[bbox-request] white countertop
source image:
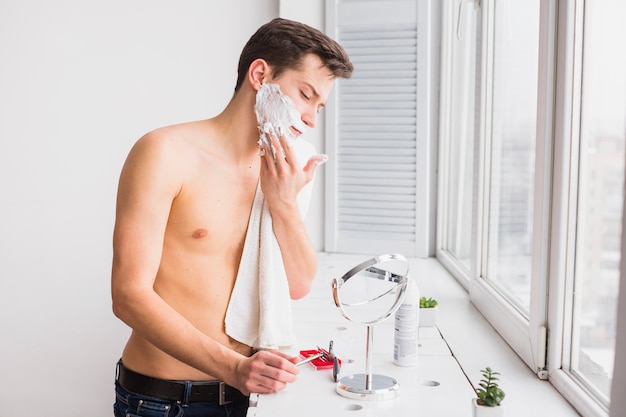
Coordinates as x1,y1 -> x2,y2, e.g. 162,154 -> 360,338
248,253 -> 580,417
249,254 -> 474,416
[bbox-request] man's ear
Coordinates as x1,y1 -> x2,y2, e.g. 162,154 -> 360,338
248,58 -> 270,91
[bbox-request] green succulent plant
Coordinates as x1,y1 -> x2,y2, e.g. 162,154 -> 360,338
476,367 -> 505,407
419,296 -> 438,308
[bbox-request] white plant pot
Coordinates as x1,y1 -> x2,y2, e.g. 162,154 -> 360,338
419,306 -> 437,327
472,398 -> 504,417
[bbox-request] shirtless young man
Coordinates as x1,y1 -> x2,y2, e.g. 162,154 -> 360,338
111,18 -> 353,417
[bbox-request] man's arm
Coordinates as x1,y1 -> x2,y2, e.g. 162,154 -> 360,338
111,132 -> 298,394
259,132 -> 324,299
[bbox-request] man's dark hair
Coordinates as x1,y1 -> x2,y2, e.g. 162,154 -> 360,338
235,18 -> 353,92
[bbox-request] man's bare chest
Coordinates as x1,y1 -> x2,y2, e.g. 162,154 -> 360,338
167,172 -> 259,247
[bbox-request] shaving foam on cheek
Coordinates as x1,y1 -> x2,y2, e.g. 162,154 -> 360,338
254,83 -> 307,159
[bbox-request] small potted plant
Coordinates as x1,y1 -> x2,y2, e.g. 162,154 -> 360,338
419,296 -> 438,327
472,367 -> 505,416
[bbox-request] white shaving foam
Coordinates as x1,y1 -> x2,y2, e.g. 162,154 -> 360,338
254,83 -> 307,159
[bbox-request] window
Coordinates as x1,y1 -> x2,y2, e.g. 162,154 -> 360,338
438,0 -> 626,415
483,0 -> 540,315
565,0 -> 626,407
437,0 -> 480,282
440,0 -> 549,374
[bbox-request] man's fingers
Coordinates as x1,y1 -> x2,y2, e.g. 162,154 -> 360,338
242,350 -> 299,394
259,350 -> 299,374
301,154 -> 328,182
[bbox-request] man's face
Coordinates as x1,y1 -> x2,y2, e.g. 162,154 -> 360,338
269,54 -> 335,135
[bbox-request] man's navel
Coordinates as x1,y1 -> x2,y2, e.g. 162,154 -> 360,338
192,228 -> 209,239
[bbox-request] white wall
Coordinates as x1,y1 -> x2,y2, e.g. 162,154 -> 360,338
0,1 -> 297,415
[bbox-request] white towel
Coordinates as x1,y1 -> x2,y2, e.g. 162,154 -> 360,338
225,139 -> 317,349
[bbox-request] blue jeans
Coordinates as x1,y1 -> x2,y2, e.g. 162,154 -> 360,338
114,376 -> 249,417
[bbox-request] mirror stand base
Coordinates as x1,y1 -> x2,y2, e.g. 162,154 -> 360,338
336,374 -> 400,401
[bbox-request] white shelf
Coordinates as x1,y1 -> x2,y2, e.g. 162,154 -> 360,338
252,253 -> 580,417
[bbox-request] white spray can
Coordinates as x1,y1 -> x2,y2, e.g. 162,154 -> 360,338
393,278 -> 420,366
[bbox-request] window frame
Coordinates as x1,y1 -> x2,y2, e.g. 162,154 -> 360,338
436,0 -> 478,290
547,1 -> 618,415
469,0 -> 551,376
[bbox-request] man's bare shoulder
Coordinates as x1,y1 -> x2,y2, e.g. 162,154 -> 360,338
135,120 -> 210,151
124,120 -> 216,172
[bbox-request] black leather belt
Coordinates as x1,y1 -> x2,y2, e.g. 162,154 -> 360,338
117,361 -> 240,405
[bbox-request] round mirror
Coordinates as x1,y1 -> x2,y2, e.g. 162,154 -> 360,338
331,253 -> 410,401
332,253 -> 409,325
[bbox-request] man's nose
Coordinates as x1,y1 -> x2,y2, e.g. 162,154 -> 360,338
301,110 -> 317,129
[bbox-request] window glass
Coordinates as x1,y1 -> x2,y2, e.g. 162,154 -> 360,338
570,0 -> 626,405
485,0 -> 540,314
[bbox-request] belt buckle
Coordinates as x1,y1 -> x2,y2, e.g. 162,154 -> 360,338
219,381 -> 232,405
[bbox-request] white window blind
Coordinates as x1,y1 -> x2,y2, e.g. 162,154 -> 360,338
325,0 -> 436,257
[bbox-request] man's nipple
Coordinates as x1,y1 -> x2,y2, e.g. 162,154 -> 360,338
192,228 -> 208,239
